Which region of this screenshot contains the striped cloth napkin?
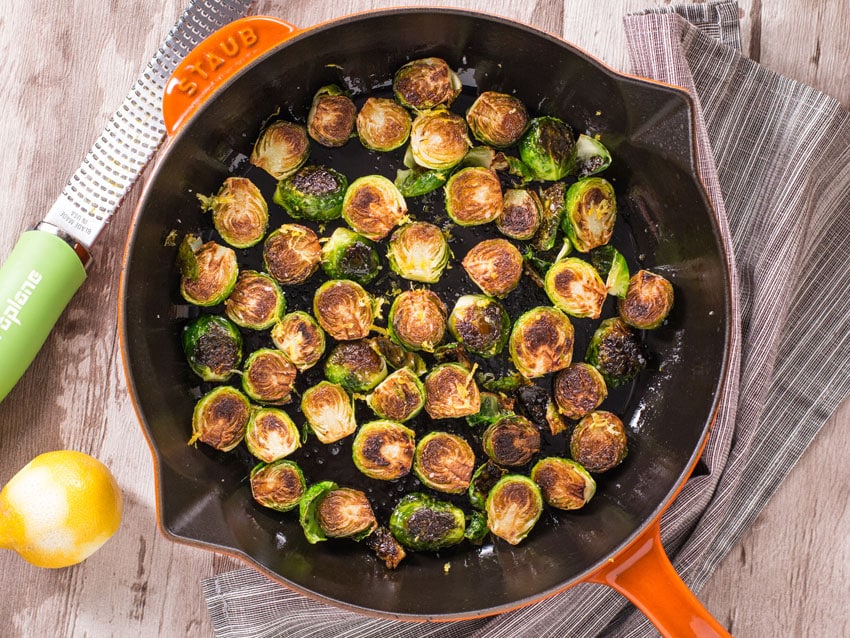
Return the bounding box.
[201,2,850,636]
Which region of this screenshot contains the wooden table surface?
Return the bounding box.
[1,1,847,636]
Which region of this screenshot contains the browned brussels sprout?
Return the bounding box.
[250,459,306,512]
[618,269,674,329]
[445,167,503,226]
[389,493,466,551]
[197,177,269,249]
[409,108,472,171]
[386,222,450,284]
[518,116,575,181]
[389,289,447,352]
[448,294,510,358]
[468,460,508,510]
[245,406,301,463]
[273,165,348,222]
[553,362,608,420]
[299,481,337,544]
[509,306,574,378]
[570,410,628,472]
[250,120,310,180]
[544,257,607,319]
[585,317,647,387]
[263,224,322,286]
[178,237,238,307]
[241,348,297,404]
[301,381,357,444]
[562,177,617,253]
[466,91,529,148]
[324,340,387,393]
[392,57,461,110]
[182,314,242,382]
[367,367,426,422]
[530,457,596,509]
[313,279,375,342]
[369,336,428,377]
[424,363,481,419]
[224,270,286,330]
[316,487,378,539]
[356,96,412,152]
[485,474,543,545]
[497,188,542,241]
[533,181,566,251]
[270,311,325,371]
[461,238,523,298]
[569,133,612,177]
[481,415,541,467]
[413,431,476,494]
[307,85,357,147]
[189,385,250,451]
[320,227,381,285]
[364,526,407,569]
[352,420,416,480]
[342,175,408,241]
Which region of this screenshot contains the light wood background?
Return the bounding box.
[0,1,847,636]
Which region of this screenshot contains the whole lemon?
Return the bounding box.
[0,450,123,568]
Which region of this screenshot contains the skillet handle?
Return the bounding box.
[162,16,300,136]
[588,521,732,638]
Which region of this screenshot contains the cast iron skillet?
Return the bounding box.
[120,9,733,635]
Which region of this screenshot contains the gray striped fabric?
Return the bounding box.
[202,2,850,636]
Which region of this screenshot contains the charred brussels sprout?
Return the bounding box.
[445,167,503,226]
[241,348,296,404]
[342,175,408,241]
[273,165,348,222]
[533,181,566,251]
[448,294,510,358]
[324,340,388,393]
[570,410,628,472]
[562,177,617,253]
[321,227,381,285]
[387,222,450,284]
[408,108,471,171]
[413,432,476,494]
[586,317,647,387]
[178,237,238,306]
[301,381,357,444]
[544,257,607,319]
[263,224,321,286]
[316,488,378,540]
[389,289,447,352]
[307,85,357,147]
[518,116,575,181]
[245,406,301,462]
[509,306,574,378]
[182,314,242,382]
[364,526,407,569]
[250,459,306,512]
[299,481,337,544]
[531,457,596,509]
[224,270,286,330]
[352,420,416,480]
[394,165,449,198]
[553,362,608,420]
[424,363,481,419]
[313,279,375,341]
[356,97,412,151]
[485,475,543,545]
[250,120,310,180]
[589,245,630,298]
[189,385,250,451]
[461,238,523,298]
[618,269,674,329]
[392,57,461,111]
[270,311,325,371]
[198,177,268,249]
[497,188,542,241]
[468,460,508,510]
[367,367,426,422]
[466,91,529,148]
[389,493,466,551]
[569,133,612,177]
[481,415,541,467]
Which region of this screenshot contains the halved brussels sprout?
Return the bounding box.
[356,97,412,151]
[273,165,348,222]
[182,314,242,382]
[413,431,476,494]
[394,166,449,198]
[533,181,566,251]
[460,145,535,183]
[342,175,408,241]
[313,279,375,341]
[481,415,541,467]
[179,237,238,306]
[307,85,357,147]
[562,177,617,253]
[589,244,630,298]
[197,177,269,249]
[546,400,569,436]
[352,420,415,480]
[461,238,523,298]
[466,392,514,428]
[245,406,301,463]
[544,257,607,319]
[485,474,543,545]
[316,487,378,540]
[250,459,306,512]
[585,317,647,387]
[618,269,674,329]
[497,188,542,240]
[299,481,337,544]
[468,460,508,510]
[448,294,510,358]
[387,222,450,284]
[389,289,447,352]
[189,385,250,451]
[518,116,575,181]
[392,57,461,110]
[444,167,503,226]
[367,367,426,422]
[370,336,427,376]
[389,493,466,551]
[364,526,407,569]
[250,120,310,180]
[509,306,574,378]
[301,381,357,444]
[241,348,297,404]
[424,363,481,419]
[270,311,326,371]
[466,91,529,148]
[224,270,286,330]
[570,410,628,472]
[409,108,472,171]
[553,362,608,420]
[263,224,322,285]
[530,457,596,509]
[324,340,387,392]
[569,133,612,177]
[321,227,381,285]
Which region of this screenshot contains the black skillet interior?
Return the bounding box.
[121,9,731,619]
